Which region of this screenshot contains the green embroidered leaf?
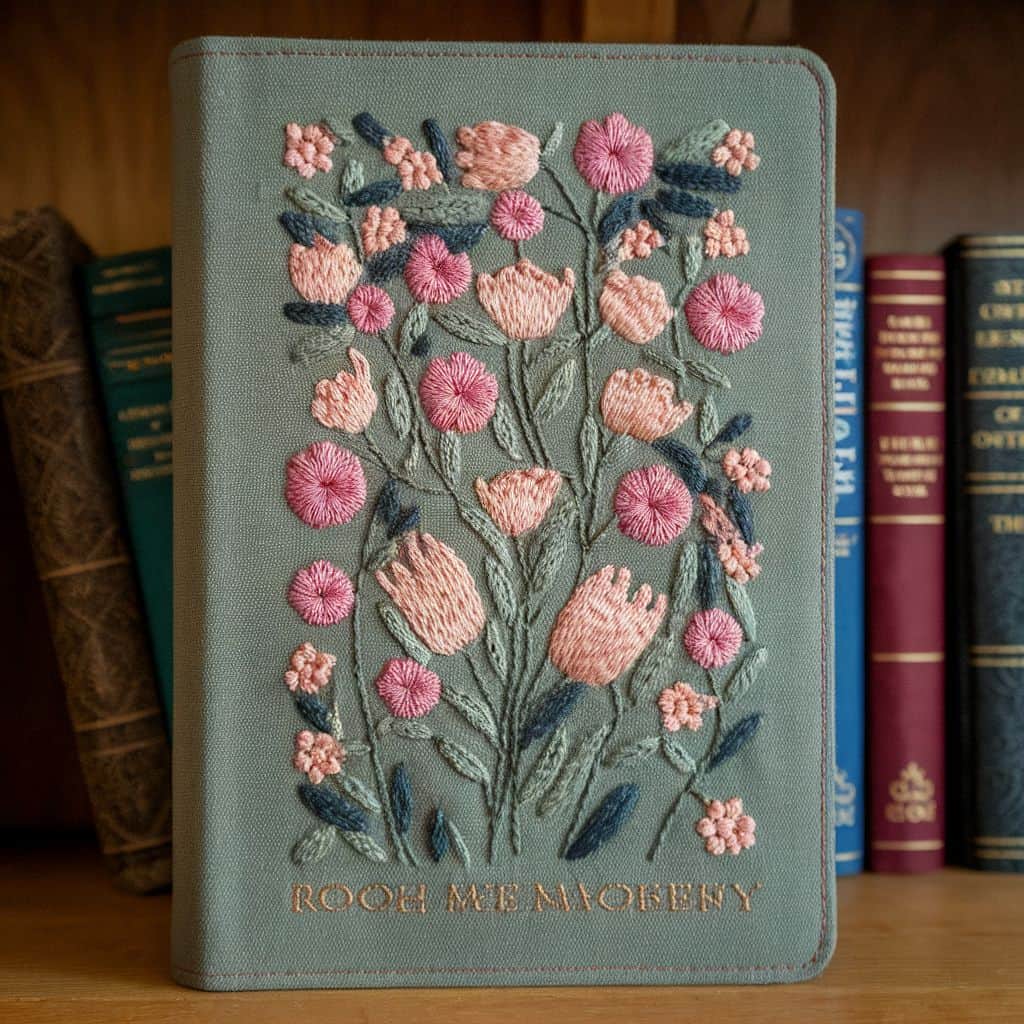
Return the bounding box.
[517,725,568,807]
[446,816,472,867]
[430,305,508,347]
[443,688,499,745]
[603,736,661,768]
[725,575,757,641]
[291,824,336,865]
[684,359,732,389]
[660,119,730,165]
[378,602,432,665]
[321,117,356,145]
[542,122,564,157]
[628,635,675,706]
[385,718,432,740]
[535,359,577,420]
[436,737,490,785]
[484,619,508,679]
[399,190,492,225]
[528,333,578,372]
[285,185,349,222]
[683,233,704,284]
[403,439,421,475]
[537,724,612,817]
[400,302,429,353]
[339,828,388,862]
[341,158,365,197]
[460,505,513,571]
[345,741,371,757]
[438,431,461,487]
[725,646,768,704]
[661,735,698,774]
[697,396,719,446]
[327,708,344,739]
[491,399,525,461]
[383,374,412,439]
[367,539,399,573]
[339,774,382,814]
[289,324,355,365]
[580,415,600,487]
[530,510,571,595]
[485,555,519,626]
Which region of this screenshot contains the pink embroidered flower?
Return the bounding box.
[288,235,361,304]
[419,352,498,434]
[696,797,757,856]
[293,730,345,784]
[404,234,472,304]
[573,113,654,194]
[375,533,486,655]
[456,122,540,191]
[476,260,575,340]
[548,566,667,686]
[382,136,443,191]
[684,273,764,355]
[283,123,334,179]
[657,682,719,732]
[711,129,760,177]
[722,447,772,493]
[490,189,544,241]
[599,270,673,345]
[475,468,562,537]
[361,205,407,256]
[375,658,442,718]
[311,347,378,433]
[288,560,355,627]
[284,642,336,695]
[718,536,763,584]
[618,220,664,261]
[614,465,693,546]
[347,284,395,334]
[683,609,743,669]
[285,440,367,529]
[601,368,693,442]
[704,210,750,259]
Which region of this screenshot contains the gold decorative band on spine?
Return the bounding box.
[960,235,1024,246]
[970,657,1024,668]
[961,248,1024,259]
[39,555,130,581]
[866,293,945,305]
[970,645,1024,654]
[867,269,945,281]
[966,485,1024,495]
[871,839,944,851]
[835,517,862,526]
[835,851,863,863]
[75,708,163,733]
[974,848,1024,860]
[90,274,167,296]
[868,514,945,525]
[835,282,863,292]
[870,652,944,664]
[966,472,1024,481]
[868,401,945,412]
[973,836,1024,847]
[964,391,1024,401]
[0,358,86,391]
[102,834,173,855]
[82,736,167,759]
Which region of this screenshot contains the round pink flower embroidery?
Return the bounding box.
[404,234,472,304]
[347,284,395,334]
[722,447,772,493]
[283,123,334,179]
[573,113,654,194]
[375,658,442,719]
[704,210,750,259]
[284,642,337,695]
[288,560,355,627]
[684,273,765,355]
[657,682,719,732]
[613,465,693,546]
[293,730,345,784]
[711,130,760,177]
[683,609,743,669]
[696,797,757,856]
[490,190,544,241]
[285,440,366,529]
[419,352,498,434]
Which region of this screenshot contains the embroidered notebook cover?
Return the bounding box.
[170,38,836,989]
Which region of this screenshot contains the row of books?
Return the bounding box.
[834,211,1024,875]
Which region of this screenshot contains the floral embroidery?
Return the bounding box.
[347,284,395,334]
[475,468,561,537]
[490,190,544,240]
[288,560,355,627]
[375,658,442,718]
[704,210,749,258]
[361,205,407,255]
[284,643,336,695]
[599,269,674,345]
[404,234,472,304]
[722,446,772,493]
[382,136,443,191]
[696,797,756,855]
[419,352,498,433]
[684,273,765,354]
[283,123,334,178]
[573,113,654,194]
[476,261,575,340]
[311,347,378,433]
[711,129,760,177]
[285,440,367,529]
[618,220,664,261]
[601,368,693,441]
[684,609,743,669]
[658,682,718,732]
[289,235,360,303]
[456,121,540,191]
[614,465,692,546]
[293,730,345,784]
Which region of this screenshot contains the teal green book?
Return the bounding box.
[171,37,836,989]
[81,248,173,719]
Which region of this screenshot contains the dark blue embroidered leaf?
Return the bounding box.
[298,782,368,833]
[651,438,708,493]
[704,477,726,505]
[707,713,762,770]
[388,506,421,539]
[698,541,722,610]
[352,111,392,149]
[422,118,455,181]
[279,211,344,246]
[409,222,488,253]
[294,693,333,734]
[345,179,404,207]
[729,485,755,545]
[712,413,753,446]
[390,763,412,835]
[564,784,640,861]
[429,808,449,862]
[638,199,673,239]
[283,302,348,327]
[597,193,638,246]
[364,240,414,283]
[655,189,717,219]
[375,478,401,529]
[654,161,741,193]
[411,334,431,357]
[521,681,586,747]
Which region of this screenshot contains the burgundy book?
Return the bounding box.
[866,255,946,873]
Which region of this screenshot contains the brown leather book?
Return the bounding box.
[0,208,171,891]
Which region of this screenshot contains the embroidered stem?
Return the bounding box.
[504,346,543,464]
[648,782,690,862]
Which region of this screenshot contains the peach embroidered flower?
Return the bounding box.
[490,190,544,241]
[548,566,667,686]
[600,367,693,442]
[698,494,736,543]
[718,536,763,584]
[618,220,664,261]
[375,658,442,718]
[382,136,443,191]
[288,561,355,627]
[285,440,367,528]
[704,210,750,259]
[683,609,743,669]
[347,284,395,334]
[684,273,764,354]
[283,123,334,179]
[419,352,498,434]
[614,465,692,546]
[311,347,378,433]
[696,797,756,855]
[722,447,772,493]
[361,205,407,256]
[284,642,337,695]
[405,234,472,304]
[573,113,654,194]
[599,269,673,345]
[456,121,541,191]
[288,235,361,304]
[658,682,719,732]
[474,468,561,538]
[476,260,575,340]
[293,730,345,784]
[711,129,760,177]
[375,532,486,655]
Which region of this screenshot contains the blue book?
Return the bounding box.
[833,209,865,874]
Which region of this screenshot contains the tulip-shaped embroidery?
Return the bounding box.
[455,121,540,191]
[600,367,693,442]
[375,533,486,655]
[475,261,575,340]
[598,270,674,345]
[474,468,561,537]
[288,234,361,304]
[311,347,378,433]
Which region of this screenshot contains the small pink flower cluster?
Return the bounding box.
[711,129,760,177]
[383,136,443,191]
[618,220,664,261]
[657,682,718,732]
[283,123,334,178]
[284,642,336,695]
[704,210,750,259]
[698,494,764,585]
[722,447,772,493]
[293,730,345,784]
[696,797,756,856]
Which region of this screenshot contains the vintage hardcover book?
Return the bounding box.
[833,209,865,876]
[0,208,172,892]
[947,234,1024,872]
[171,38,836,988]
[866,254,946,873]
[81,248,174,719]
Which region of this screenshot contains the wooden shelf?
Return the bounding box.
[2,842,1023,1021]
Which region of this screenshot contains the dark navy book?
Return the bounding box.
[833,209,865,875]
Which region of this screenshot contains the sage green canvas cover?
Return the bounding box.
[170,37,835,990]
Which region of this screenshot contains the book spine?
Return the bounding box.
[866,254,947,872]
[0,209,171,892]
[948,235,1024,872]
[833,209,866,874]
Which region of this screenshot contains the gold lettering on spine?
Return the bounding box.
[492,883,519,912]
[318,883,353,912]
[596,883,633,911]
[534,883,571,912]
[731,882,764,912]
[637,884,663,912]
[397,884,427,914]
[292,884,316,913]
[576,882,593,911]
[447,883,485,912]
[357,883,394,911]
[699,884,725,912]
[668,883,693,911]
